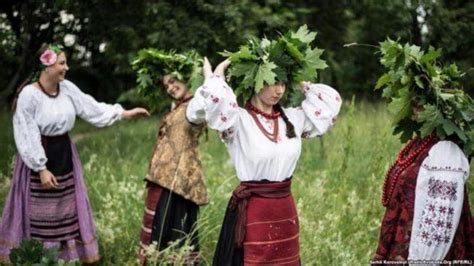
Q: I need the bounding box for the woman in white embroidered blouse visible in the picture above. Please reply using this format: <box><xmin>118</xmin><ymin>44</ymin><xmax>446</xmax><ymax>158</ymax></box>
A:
<box><xmin>0</xmin><ymin>45</ymin><xmax>149</xmax><ymax>264</ymax></box>
<box><xmin>372</xmin><ymin>45</ymin><xmax>473</xmax><ymax>262</ymax></box>
<box><xmin>373</xmin><ymin>125</ymin><xmax>473</xmax><ymax>264</ymax></box>
<box><xmin>186</xmin><ymin>56</ymin><xmax>341</xmax><ymax>265</ymax></box>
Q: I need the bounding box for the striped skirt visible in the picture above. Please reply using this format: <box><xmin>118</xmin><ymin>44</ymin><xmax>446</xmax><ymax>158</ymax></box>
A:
<box><xmin>0</xmin><ymin>134</ymin><xmax>99</xmax><ymax>263</ymax></box>
<box><xmin>29</xmin><ymin>171</ymin><xmax>80</xmax><ymax>241</ymax></box>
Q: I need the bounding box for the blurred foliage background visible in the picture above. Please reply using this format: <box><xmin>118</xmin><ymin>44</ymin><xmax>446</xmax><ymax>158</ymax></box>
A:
<box><xmin>0</xmin><ymin>0</ymin><xmax>473</xmax><ymax>112</ymax></box>
<box><xmin>1</xmin><ymin>1</ymin><xmax>474</xmax><ymax>264</ymax></box>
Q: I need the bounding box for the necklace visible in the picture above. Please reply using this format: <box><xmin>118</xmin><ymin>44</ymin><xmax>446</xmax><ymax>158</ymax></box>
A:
<box><xmin>245</xmin><ymin>101</ymin><xmax>280</xmax><ymax>119</ymax></box>
<box><xmin>245</xmin><ymin>102</ymin><xmax>279</xmax><ymax>143</ymax></box>
<box><xmin>381</xmin><ymin>134</ymin><xmax>437</xmax><ymax>207</ymax></box>
<box><xmin>37</xmin><ymin>80</ymin><xmax>60</xmax><ymax>98</ymax></box>
<box><xmin>163</xmin><ymin>95</ymin><xmax>194</xmax><ymax>124</ymax></box>
<box><xmin>175</xmin><ymin>95</ymin><xmax>193</xmax><ymax>109</ymax></box>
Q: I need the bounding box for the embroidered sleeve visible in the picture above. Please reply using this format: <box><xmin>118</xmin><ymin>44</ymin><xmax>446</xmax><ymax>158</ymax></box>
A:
<box><xmin>13</xmin><ymin>87</ymin><xmax>47</xmax><ymax>172</ymax></box>
<box><xmin>408</xmin><ymin>141</ymin><xmax>470</xmax><ymax>261</ymax></box>
<box><xmin>65</xmin><ymin>80</ymin><xmax>124</xmax><ymax>127</ymax></box>
<box><xmin>186</xmin><ymin>75</ymin><xmax>240</xmax><ymax>133</ymax></box>
<box><xmin>285</xmin><ymin>83</ymin><xmax>342</xmax><ymax>138</ymax></box>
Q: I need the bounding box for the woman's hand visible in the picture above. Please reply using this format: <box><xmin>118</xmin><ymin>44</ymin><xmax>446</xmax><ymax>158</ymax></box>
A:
<box><xmin>214</xmin><ymin>59</ymin><xmax>231</xmax><ymax>77</ymax></box>
<box><xmin>203</xmin><ymin>57</ymin><xmax>213</xmax><ymax>80</ymax></box>
<box><xmin>298</xmin><ymin>81</ymin><xmax>310</xmax><ymax>93</ymax></box>
<box><xmin>39</xmin><ymin>169</ymin><xmax>59</xmax><ymax>189</ymax></box>
<box><xmin>202</xmin><ymin>57</ymin><xmax>231</xmax><ymax>80</ymax></box>
<box><xmin>122</xmin><ymin>107</ymin><xmax>150</xmax><ymax>119</ymax></box>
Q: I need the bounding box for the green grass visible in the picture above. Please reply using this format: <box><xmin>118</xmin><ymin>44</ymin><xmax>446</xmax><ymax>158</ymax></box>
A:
<box><xmin>0</xmin><ymin>101</ymin><xmax>473</xmax><ymax>265</ymax></box>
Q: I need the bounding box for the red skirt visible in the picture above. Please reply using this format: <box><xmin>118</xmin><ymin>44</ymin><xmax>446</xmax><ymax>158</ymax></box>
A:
<box><xmin>213</xmin><ymin>179</ymin><xmax>300</xmax><ymax>266</ymax></box>
<box><xmin>244</xmin><ymin>194</ymin><xmax>300</xmax><ymax>265</ymax></box>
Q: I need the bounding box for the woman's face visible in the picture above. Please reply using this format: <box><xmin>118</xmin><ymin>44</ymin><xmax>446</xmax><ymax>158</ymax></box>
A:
<box><xmin>162</xmin><ymin>74</ymin><xmax>189</xmax><ymax>100</ymax></box>
<box><xmin>256</xmin><ymin>81</ymin><xmax>286</xmax><ymax>106</ymax></box>
<box><xmin>46</xmin><ymin>52</ymin><xmax>69</xmax><ymax>82</ymax></box>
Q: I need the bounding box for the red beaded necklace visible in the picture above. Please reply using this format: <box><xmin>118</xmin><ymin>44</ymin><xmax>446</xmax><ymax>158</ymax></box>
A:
<box><xmin>245</xmin><ymin>101</ymin><xmax>280</xmax><ymax>119</ymax></box>
<box><xmin>381</xmin><ymin>134</ymin><xmax>437</xmax><ymax>207</ymax></box>
<box><xmin>37</xmin><ymin>80</ymin><xmax>60</xmax><ymax>98</ymax></box>
<box><xmin>245</xmin><ymin>101</ymin><xmax>280</xmax><ymax>143</ymax></box>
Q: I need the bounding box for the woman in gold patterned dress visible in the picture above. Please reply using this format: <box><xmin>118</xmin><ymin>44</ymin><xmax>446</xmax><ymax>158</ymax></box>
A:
<box><xmin>136</xmin><ymin>53</ymin><xmax>207</xmax><ymax>264</ymax></box>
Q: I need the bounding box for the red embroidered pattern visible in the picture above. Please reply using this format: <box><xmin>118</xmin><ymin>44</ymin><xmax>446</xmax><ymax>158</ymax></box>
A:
<box><xmin>427</xmin><ymin>178</ymin><xmax>458</xmax><ymax>201</ymax></box>
<box><xmin>317</xmin><ymin>93</ymin><xmax>323</xmax><ymax>100</ymax></box>
<box><xmin>211</xmin><ymin>94</ymin><xmax>220</xmax><ymax>103</ymax></box>
<box><xmin>373</xmin><ymin>139</ymin><xmax>474</xmax><ymax>261</ymax></box>
<box><xmin>422</xmin><ymin>164</ymin><xmax>469</xmax><ymax>177</ymax></box>
<box><xmin>220</xmin><ymin>127</ymin><xmax>235</xmax><ymax>141</ymax></box>
<box><xmin>418</xmin><ymin>201</ymin><xmax>455</xmax><ymax>247</ymax></box>
<box><xmin>220</xmin><ymin>112</ymin><xmax>228</xmax><ymax>122</ymax></box>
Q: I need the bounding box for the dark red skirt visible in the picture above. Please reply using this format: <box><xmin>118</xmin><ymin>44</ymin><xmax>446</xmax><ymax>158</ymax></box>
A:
<box><xmin>374</xmin><ymin>142</ymin><xmax>474</xmax><ymax>261</ymax></box>
<box><xmin>244</xmin><ymin>194</ymin><xmax>300</xmax><ymax>265</ymax></box>
<box><xmin>213</xmin><ymin>179</ymin><xmax>300</xmax><ymax>266</ymax></box>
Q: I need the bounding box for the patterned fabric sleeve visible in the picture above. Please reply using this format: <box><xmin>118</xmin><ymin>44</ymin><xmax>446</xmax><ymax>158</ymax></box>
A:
<box><xmin>408</xmin><ymin>141</ymin><xmax>470</xmax><ymax>261</ymax></box>
<box><xmin>285</xmin><ymin>83</ymin><xmax>342</xmax><ymax>139</ymax></box>
<box><xmin>186</xmin><ymin>75</ymin><xmax>240</xmax><ymax>133</ymax></box>
<box><xmin>64</xmin><ymin>80</ymin><xmax>124</xmax><ymax>127</ymax></box>
<box><xmin>13</xmin><ymin>87</ymin><xmax>47</xmax><ymax>172</ymax></box>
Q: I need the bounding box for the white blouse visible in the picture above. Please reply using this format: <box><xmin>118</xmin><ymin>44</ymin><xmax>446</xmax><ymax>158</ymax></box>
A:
<box><xmin>408</xmin><ymin>141</ymin><xmax>470</xmax><ymax>263</ymax></box>
<box><xmin>186</xmin><ymin>75</ymin><xmax>342</xmax><ymax>182</ymax></box>
<box><xmin>13</xmin><ymin>79</ymin><xmax>124</xmax><ymax>172</ymax></box>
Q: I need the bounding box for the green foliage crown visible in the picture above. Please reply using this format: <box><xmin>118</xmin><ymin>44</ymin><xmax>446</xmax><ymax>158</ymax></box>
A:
<box><xmin>376</xmin><ymin>38</ymin><xmax>474</xmax><ymax>156</ymax></box>
<box><xmin>130</xmin><ymin>49</ymin><xmax>203</xmax><ymax>109</ymax></box>
<box><xmin>221</xmin><ymin>25</ymin><xmax>328</xmax><ymax>100</ymax></box>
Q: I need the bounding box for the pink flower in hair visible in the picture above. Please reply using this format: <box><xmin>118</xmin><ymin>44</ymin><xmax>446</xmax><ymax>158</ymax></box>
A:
<box><xmin>39</xmin><ymin>49</ymin><xmax>58</xmax><ymax>66</ymax></box>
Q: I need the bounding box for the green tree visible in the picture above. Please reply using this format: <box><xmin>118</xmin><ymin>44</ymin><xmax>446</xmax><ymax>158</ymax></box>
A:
<box><xmin>0</xmin><ymin>0</ymin><xmax>78</xmax><ymax>104</ymax></box>
<box><xmin>424</xmin><ymin>0</ymin><xmax>474</xmax><ymax>95</ymax></box>
<box><xmin>342</xmin><ymin>0</ymin><xmax>419</xmax><ymax>97</ymax></box>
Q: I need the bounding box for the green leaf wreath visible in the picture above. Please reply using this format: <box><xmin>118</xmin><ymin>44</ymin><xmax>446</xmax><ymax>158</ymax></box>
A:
<box><xmin>376</xmin><ymin>38</ymin><xmax>474</xmax><ymax>156</ymax></box>
<box><xmin>221</xmin><ymin>25</ymin><xmax>328</xmax><ymax>101</ymax></box>
<box><xmin>128</xmin><ymin>49</ymin><xmax>203</xmax><ymax>111</ymax></box>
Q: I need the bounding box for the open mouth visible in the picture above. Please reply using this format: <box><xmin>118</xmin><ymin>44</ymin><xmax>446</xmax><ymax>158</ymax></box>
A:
<box><xmin>169</xmin><ymin>87</ymin><xmax>182</xmax><ymax>98</ymax></box>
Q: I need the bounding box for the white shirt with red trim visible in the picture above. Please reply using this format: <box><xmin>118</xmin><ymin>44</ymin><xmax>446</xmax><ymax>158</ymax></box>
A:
<box><xmin>186</xmin><ymin>75</ymin><xmax>342</xmax><ymax>182</ymax></box>
<box><xmin>408</xmin><ymin>140</ymin><xmax>470</xmax><ymax>262</ymax></box>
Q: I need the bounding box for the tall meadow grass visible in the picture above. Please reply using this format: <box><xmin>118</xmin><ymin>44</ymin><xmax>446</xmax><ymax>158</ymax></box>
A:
<box><xmin>0</xmin><ymin>101</ymin><xmax>472</xmax><ymax>265</ymax></box>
